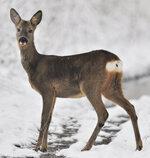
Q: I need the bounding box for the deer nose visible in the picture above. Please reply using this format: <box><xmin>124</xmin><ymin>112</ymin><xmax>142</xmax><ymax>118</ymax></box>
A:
<box><xmin>19</xmin><ymin>37</ymin><xmax>28</xmax><ymax>45</ymax></box>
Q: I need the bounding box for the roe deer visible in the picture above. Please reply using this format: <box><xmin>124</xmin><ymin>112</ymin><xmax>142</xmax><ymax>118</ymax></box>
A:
<box><xmin>10</xmin><ymin>8</ymin><xmax>143</xmax><ymax>152</ymax></box>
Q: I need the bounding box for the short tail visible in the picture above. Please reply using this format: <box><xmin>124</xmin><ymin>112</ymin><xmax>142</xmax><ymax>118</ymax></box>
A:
<box><xmin>102</xmin><ymin>60</ymin><xmax>123</xmax><ymax>93</ymax></box>
<box><xmin>106</xmin><ymin>60</ymin><xmax>123</xmax><ymax>73</ymax></box>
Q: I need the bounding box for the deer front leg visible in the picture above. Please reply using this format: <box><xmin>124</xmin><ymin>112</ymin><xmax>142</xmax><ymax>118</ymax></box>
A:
<box><xmin>35</xmin><ymin>90</ymin><xmax>56</xmax><ymax>152</ymax></box>
<box><xmin>41</xmin><ymin>97</ymin><xmax>56</xmax><ymax>152</ymax></box>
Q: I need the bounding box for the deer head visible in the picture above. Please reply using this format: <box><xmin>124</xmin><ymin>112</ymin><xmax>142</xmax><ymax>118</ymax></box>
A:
<box><xmin>10</xmin><ymin>8</ymin><xmax>42</xmax><ymax>47</ymax></box>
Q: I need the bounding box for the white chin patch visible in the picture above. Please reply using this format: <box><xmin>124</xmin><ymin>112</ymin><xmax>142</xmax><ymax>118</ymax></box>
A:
<box><xmin>19</xmin><ymin>42</ymin><xmax>27</xmax><ymax>46</ymax></box>
<box><xmin>106</xmin><ymin>60</ymin><xmax>122</xmax><ymax>72</ymax></box>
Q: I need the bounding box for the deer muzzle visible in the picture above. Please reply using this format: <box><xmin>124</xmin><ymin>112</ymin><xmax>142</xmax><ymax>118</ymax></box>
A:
<box><xmin>19</xmin><ymin>37</ymin><xmax>28</xmax><ymax>46</ymax></box>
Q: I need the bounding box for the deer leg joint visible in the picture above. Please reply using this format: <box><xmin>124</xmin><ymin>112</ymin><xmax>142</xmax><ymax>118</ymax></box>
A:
<box><xmin>98</xmin><ymin>122</ymin><xmax>104</xmax><ymax>128</ymax></box>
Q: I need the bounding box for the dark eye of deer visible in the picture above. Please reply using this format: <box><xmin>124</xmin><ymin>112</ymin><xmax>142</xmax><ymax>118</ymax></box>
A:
<box><xmin>28</xmin><ymin>29</ymin><xmax>33</xmax><ymax>33</ymax></box>
<box><xmin>17</xmin><ymin>28</ymin><xmax>20</xmax><ymax>32</ymax></box>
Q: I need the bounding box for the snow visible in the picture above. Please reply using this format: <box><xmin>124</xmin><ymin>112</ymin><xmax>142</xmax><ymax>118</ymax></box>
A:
<box><xmin>1</xmin><ymin>73</ymin><xmax>150</xmax><ymax>157</ymax></box>
<box><xmin>58</xmin><ymin>96</ymin><xmax>150</xmax><ymax>158</ymax></box>
<box><xmin>0</xmin><ymin>0</ymin><xmax>150</xmax><ymax>157</ymax></box>
<box><xmin>0</xmin><ymin>76</ymin><xmax>40</xmax><ymax>157</ymax></box>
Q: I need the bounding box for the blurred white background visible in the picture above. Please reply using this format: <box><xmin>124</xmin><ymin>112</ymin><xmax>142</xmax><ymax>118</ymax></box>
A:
<box><xmin>1</xmin><ymin>0</ymin><xmax>150</xmax><ymax>78</ymax></box>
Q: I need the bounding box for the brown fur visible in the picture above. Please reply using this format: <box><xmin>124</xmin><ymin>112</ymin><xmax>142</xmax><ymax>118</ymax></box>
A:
<box><xmin>10</xmin><ymin>8</ymin><xmax>143</xmax><ymax>152</ymax></box>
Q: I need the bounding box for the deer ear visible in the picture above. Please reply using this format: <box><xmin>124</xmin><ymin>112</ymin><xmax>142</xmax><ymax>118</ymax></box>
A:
<box><xmin>10</xmin><ymin>8</ymin><xmax>21</xmax><ymax>25</ymax></box>
<box><xmin>30</xmin><ymin>10</ymin><xmax>42</xmax><ymax>26</ymax></box>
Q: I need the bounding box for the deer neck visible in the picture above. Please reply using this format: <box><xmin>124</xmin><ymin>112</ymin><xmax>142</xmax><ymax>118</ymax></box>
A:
<box><xmin>19</xmin><ymin>42</ymin><xmax>40</xmax><ymax>76</ymax></box>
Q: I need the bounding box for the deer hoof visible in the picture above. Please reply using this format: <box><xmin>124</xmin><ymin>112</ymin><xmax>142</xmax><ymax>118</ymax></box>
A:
<box><xmin>81</xmin><ymin>145</ymin><xmax>92</xmax><ymax>151</ymax></box>
<box><xmin>136</xmin><ymin>140</ymin><xmax>143</xmax><ymax>151</ymax></box>
<box><xmin>34</xmin><ymin>146</ymin><xmax>47</xmax><ymax>152</ymax></box>
<box><xmin>40</xmin><ymin>147</ymin><xmax>47</xmax><ymax>152</ymax></box>
<box><xmin>136</xmin><ymin>145</ymin><xmax>143</xmax><ymax>151</ymax></box>
<box><xmin>34</xmin><ymin>146</ymin><xmax>40</xmax><ymax>152</ymax></box>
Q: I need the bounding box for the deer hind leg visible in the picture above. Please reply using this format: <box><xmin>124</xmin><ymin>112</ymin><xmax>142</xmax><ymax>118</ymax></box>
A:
<box><xmin>102</xmin><ymin>73</ymin><xmax>143</xmax><ymax>151</ymax></box>
<box><xmin>81</xmin><ymin>86</ymin><xmax>108</xmax><ymax>151</ymax></box>
<box><xmin>35</xmin><ymin>89</ymin><xmax>56</xmax><ymax>152</ymax></box>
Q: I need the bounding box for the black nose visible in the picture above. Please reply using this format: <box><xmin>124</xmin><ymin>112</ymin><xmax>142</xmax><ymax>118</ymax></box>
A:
<box><xmin>19</xmin><ymin>37</ymin><xmax>28</xmax><ymax>45</ymax></box>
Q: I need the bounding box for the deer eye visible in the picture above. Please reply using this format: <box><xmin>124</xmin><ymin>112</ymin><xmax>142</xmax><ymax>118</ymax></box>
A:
<box><xmin>17</xmin><ymin>28</ymin><xmax>20</xmax><ymax>32</ymax></box>
<box><xmin>28</xmin><ymin>29</ymin><xmax>33</xmax><ymax>33</ymax></box>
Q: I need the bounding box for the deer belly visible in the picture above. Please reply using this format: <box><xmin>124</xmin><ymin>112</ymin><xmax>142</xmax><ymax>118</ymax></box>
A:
<box><xmin>54</xmin><ymin>81</ymin><xmax>85</xmax><ymax>98</ymax></box>
<box><xmin>57</xmin><ymin>91</ymin><xmax>85</xmax><ymax>98</ymax></box>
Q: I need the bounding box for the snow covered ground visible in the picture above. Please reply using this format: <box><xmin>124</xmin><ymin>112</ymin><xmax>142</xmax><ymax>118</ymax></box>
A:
<box><xmin>0</xmin><ymin>0</ymin><xmax>150</xmax><ymax>158</ymax></box>
<box><xmin>0</xmin><ymin>73</ymin><xmax>150</xmax><ymax>158</ymax></box>
<box><xmin>58</xmin><ymin>96</ymin><xmax>150</xmax><ymax>158</ymax></box>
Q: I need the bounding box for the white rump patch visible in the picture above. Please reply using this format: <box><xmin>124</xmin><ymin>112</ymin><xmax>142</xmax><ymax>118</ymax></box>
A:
<box><xmin>106</xmin><ymin>60</ymin><xmax>122</xmax><ymax>72</ymax></box>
